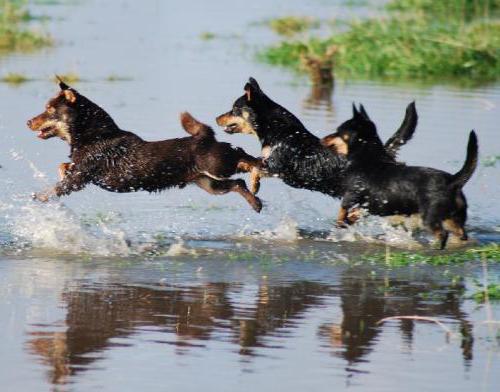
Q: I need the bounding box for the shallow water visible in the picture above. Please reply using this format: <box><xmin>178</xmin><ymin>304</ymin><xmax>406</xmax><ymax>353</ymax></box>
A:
<box><xmin>0</xmin><ymin>0</ymin><xmax>499</xmax><ymax>391</ymax></box>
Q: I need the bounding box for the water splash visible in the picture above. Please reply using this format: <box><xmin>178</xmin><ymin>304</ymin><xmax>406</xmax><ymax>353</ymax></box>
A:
<box><xmin>12</xmin><ymin>202</ymin><xmax>132</xmax><ymax>256</ymax></box>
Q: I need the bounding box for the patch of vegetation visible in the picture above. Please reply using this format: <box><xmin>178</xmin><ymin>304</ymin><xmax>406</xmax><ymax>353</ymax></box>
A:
<box><xmin>0</xmin><ymin>0</ymin><xmax>52</xmax><ymax>53</ymax></box>
<box><xmin>259</xmin><ymin>0</ymin><xmax>500</xmax><ymax>83</ymax></box>
<box><xmin>387</xmin><ymin>0</ymin><xmax>500</xmax><ymax>20</ymax></box>
<box><xmin>483</xmin><ymin>154</ymin><xmax>500</xmax><ymax>167</ymax></box>
<box><xmin>106</xmin><ymin>74</ymin><xmax>133</xmax><ymax>82</ymax></box>
<box><xmin>199</xmin><ymin>31</ymin><xmax>216</xmax><ymax>40</ymax></box>
<box><xmin>51</xmin><ymin>72</ymin><xmax>80</xmax><ymax>83</ymax></box>
<box><xmin>268</xmin><ymin>16</ymin><xmax>319</xmax><ymax>37</ymax></box>
<box><xmin>1</xmin><ymin>72</ymin><xmax>30</xmax><ymax>84</ymax></box>
<box><xmin>368</xmin><ymin>243</ymin><xmax>500</xmax><ymax>267</ymax></box>
<box><xmin>471</xmin><ymin>282</ymin><xmax>500</xmax><ymax>303</ymax></box>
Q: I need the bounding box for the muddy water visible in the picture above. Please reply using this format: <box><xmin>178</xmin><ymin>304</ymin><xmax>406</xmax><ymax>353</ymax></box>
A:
<box><xmin>0</xmin><ymin>0</ymin><xmax>499</xmax><ymax>391</ymax></box>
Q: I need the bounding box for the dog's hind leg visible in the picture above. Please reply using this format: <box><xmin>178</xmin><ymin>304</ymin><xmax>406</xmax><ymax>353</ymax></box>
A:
<box><xmin>444</xmin><ymin>219</ymin><xmax>468</xmax><ymax>241</ymax></box>
<box><xmin>424</xmin><ymin>216</ymin><xmax>449</xmax><ymax>249</ymax></box>
<box><xmin>195</xmin><ymin>176</ymin><xmax>263</xmax><ymax>213</ymax></box>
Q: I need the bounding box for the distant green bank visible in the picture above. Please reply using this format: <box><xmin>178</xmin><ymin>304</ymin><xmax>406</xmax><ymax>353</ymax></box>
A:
<box><xmin>259</xmin><ymin>0</ymin><xmax>500</xmax><ymax>83</ymax></box>
<box><xmin>0</xmin><ymin>0</ymin><xmax>52</xmax><ymax>54</ymax></box>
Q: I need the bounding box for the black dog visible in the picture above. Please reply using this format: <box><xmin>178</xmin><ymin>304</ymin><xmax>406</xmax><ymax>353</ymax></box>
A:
<box><xmin>27</xmin><ymin>81</ymin><xmax>264</xmax><ymax>212</ymax></box>
<box><xmin>216</xmin><ymin>78</ymin><xmax>417</xmax><ymax>198</ymax></box>
<box><xmin>321</xmin><ymin>107</ymin><xmax>478</xmax><ymax>249</ymax></box>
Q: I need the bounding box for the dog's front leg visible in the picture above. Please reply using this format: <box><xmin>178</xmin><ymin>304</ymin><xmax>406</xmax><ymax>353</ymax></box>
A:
<box><xmin>236</xmin><ymin>157</ymin><xmax>269</xmax><ymax>195</ymax></box>
<box><xmin>33</xmin><ymin>168</ymin><xmax>88</xmax><ymax>202</ymax></box>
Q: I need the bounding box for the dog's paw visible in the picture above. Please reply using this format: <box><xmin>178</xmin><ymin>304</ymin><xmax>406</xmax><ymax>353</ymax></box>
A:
<box><xmin>250</xmin><ymin>181</ymin><xmax>260</xmax><ymax>195</ymax></box>
<box><xmin>336</xmin><ymin>221</ymin><xmax>349</xmax><ymax>229</ymax></box>
<box><xmin>252</xmin><ymin>197</ymin><xmax>263</xmax><ymax>213</ymax></box>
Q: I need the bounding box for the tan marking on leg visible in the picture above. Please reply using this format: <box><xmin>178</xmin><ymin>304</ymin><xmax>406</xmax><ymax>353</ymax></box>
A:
<box><xmin>346</xmin><ymin>208</ymin><xmax>361</xmax><ymax>225</ymax></box>
<box><xmin>249</xmin><ymin>167</ymin><xmax>262</xmax><ymax>195</ymax></box>
<box><xmin>443</xmin><ymin>219</ymin><xmax>467</xmax><ymax>241</ymax></box>
<box><xmin>336</xmin><ymin>207</ymin><xmax>348</xmax><ymax>228</ymax></box>
<box><xmin>58</xmin><ymin>162</ymin><xmax>73</xmax><ymax>181</ymax></box>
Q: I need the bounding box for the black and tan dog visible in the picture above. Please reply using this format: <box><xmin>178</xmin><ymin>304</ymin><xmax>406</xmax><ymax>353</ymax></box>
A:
<box><xmin>27</xmin><ymin>81</ymin><xmax>264</xmax><ymax>212</ymax></box>
<box><xmin>216</xmin><ymin>78</ymin><xmax>418</xmax><ymax>198</ymax></box>
<box><xmin>321</xmin><ymin>106</ymin><xmax>478</xmax><ymax>249</ymax></box>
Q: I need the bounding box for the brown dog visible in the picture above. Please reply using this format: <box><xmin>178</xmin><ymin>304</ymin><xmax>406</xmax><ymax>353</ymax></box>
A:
<box><xmin>27</xmin><ymin>81</ymin><xmax>264</xmax><ymax>212</ymax></box>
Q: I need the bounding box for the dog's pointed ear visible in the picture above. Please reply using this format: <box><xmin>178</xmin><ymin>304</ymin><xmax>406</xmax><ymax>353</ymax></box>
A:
<box><xmin>359</xmin><ymin>104</ymin><xmax>370</xmax><ymax>120</ymax></box>
<box><xmin>352</xmin><ymin>103</ymin><xmax>359</xmax><ymax>117</ymax></box>
<box><xmin>63</xmin><ymin>89</ymin><xmax>77</xmax><ymax>103</ymax></box>
<box><xmin>244</xmin><ymin>77</ymin><xmax>262</xmax><ymax>101</ymax></box>
<box><xmin>56</xmin><ymin>75</ymin><xmax>70</xmax><ymax>91</ymax></box>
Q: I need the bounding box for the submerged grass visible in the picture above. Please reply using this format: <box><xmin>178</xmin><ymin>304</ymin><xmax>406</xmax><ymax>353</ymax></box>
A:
<box><xmin>471</xmin><ymin>282</ymin><xmax>500</xmax><ymax>302</ymax></box>
<box><xmin>368</xmin><ymin>243</ymin><xmax>500</xmax><ymax>267</ymax></box>
<box><xmin>268</xmin><ymin>16</ymin><xmax>319</xmax><ymax>37</ymax></box>
<box><xmin>0</xmin><ymin>0</ymin><xmax>52</xmax><ymax>53</ymax></box>
<box><xmin>259</xmin><ymin>0</ymin><xmax>500</xmax><ymax>83</ymax></box>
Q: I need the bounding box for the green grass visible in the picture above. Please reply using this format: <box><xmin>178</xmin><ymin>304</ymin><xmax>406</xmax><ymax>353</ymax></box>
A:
<box><xmin>368</xmin><ymin>243</ymin><xmax>500</xmax><ymax>267</ymax></box>
<box><xmin>1</xmin><ymin>72</ymin><xmax>30</xmax><ymax>84</ymax></box>
<box><xmin>0</xmin><ymin>0</ymin><xmax>52</xmax><ymax>53</ymax></box>
<box><xmin>387</xmin><ymin>0</ymin><xmax>500</xmax><ymax>20</ymax></box>
<box><xmin>259</xmin><ymin>0</ymin><xmax>500</xmax><ymax>83</ymax></box>
<box><xmin>106</xmin><ymin>74</ymin><xmax>133</xmax><ymax>82</ymax></box>
<box><xmin>51</xmin><ymin>72</ymin><xmax>80</xmax><ymax>83</ymax></box>
<box><xmin>483</xmin><ymin>154</ymin><xmax>500</xmax><ymax>167</ymax></box>
<box><xmin>268</xmin><ymin>16</ymin><xmax>319</xmax><ymax>37</ymax></box>
<box><xmin>199</xmin><ymin>31</ymin><xmax>216</xmax><ymax>40</ymax></box>
<box><xmin>471</xmin><ymin>282</ymin><xmax>500</xmax><ymax>302</ymax></box>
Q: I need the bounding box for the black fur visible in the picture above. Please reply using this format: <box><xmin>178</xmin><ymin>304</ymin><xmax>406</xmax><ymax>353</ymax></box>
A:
<box><xmin>322</xmin><ymin>109</ymin><xmax>478</xmax><ymax>249</ymax></box>
<box><xmin>216</xmin><ymin>77</ymin><xmax>418</xmax><ymax>198</ymax></box>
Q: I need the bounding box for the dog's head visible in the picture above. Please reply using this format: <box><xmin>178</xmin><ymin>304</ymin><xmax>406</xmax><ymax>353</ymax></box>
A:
<box><xmin>216</xmin><ymin>77</ymin><xmax>268</xmax><ymax>137</ymax></box>
<box><xmin>321</xmin><ymin>103</ymin><xmax>381</xmax><ymax>156</ymax></box>
<box><xmin>26</xmin><ymin>79</ymin><xmax>79</xmax><ymax>143</ymax></box>
<box><xmin>27</xmin><ymin>78</ymin><xmax>118</xmax><ymax>145</ymax></box>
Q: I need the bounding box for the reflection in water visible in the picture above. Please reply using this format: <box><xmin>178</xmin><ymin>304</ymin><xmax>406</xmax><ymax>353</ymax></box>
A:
<box><xmin>28</xmin><ymin>272</ymin><xmax>474</xmax><ymax>386</ymax></box>
<box><xmin>28</xmin><ymin>280</ymin><xmax>329</xmax><ymax>384</ymax></box>
<box><xmin>302</xmin><ymin>82</ymin><xmax>335</xmax><ymax>118</ymax></box>
<box><xmin>318</xmin><ymin>272</ymin><xmax>473</xmax><ymax>365</ymax></box>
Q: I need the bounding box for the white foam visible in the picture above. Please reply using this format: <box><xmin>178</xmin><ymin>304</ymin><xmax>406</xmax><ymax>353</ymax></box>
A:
<box><xmin>251</xmin><ymin>216</ymin><xmax>300</xmax><ymax>241</ymax></box>
<box><xmin>12</xmin><ymin>202</ymin><xmax>131</xmax><ymax>256</ymax></box>
<box><xmin>328</xmin><ymin>214</ymin><xmax>422</xmax><ymax>248</ymax></box>
<box><xmin>165</xmin><ymin>240</ymin><xmax>198</xmax><ymax>257</ymax></box>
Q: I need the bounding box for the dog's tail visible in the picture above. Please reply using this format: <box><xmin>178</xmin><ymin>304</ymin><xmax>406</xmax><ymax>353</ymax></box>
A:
<box><xmin>180</xmin><ymin>112</ymin><xmax>214</xmax><ymax>138</ymax></box>
<box><xmin>449</xmin><ymin>130</ymin><xmax>478</xmax><ymax>189</ymax></box>
<box><xmin>384</xmin><ymin>101</ymin><xmax>418</xmax><ymax>159</ymax></box>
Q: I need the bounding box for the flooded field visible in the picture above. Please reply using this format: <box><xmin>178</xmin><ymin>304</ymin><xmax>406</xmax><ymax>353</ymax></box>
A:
<box><xmin>0</xmin><ymin>0</ymin><xmax>499</xmax><ymax>391</ymax></box>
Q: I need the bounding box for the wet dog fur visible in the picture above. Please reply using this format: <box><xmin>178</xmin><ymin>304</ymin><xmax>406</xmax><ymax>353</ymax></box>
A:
<box><xmin>27</xmin><ymin>81</ymin><xmax>264</xmax><ymax>212</ymax></box>
<box><xmin>321</xmin><ymin>106</ymin><xmax>478</xmax><ymax>249</ymax></box>
<box><xmin>216</xmin><ymin>78</ymin><xmax>418</xmax><ymax>198</ymax></box>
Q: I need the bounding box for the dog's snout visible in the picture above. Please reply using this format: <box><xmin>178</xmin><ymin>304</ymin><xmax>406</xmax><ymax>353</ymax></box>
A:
<box><xmin>27</xmin><ymin>119</ymin><xmax>32</xmax><ymax>128</ymax></box>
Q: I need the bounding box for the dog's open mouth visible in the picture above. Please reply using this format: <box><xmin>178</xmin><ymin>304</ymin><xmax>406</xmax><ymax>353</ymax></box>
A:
<box><xmin>35</xmin><ymin>124</ymin><xmax>57</xmax><ymax>139</ymax></box>
<box><xmin>224</xmin><ymin>123</ymin><xmax>239</xmax><ymax>134</ymax></box>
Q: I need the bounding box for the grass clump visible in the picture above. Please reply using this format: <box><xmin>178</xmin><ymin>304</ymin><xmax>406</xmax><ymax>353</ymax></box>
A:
<box><xmin>51</xmin><ymin>72</ymin><xmax>80</xmax><ymax>83</ymax></box>
<box><xmin>1</xmin><ymin>72</ymin><xmax>30</xmax><ymax>84</ymax></box>
<box><xmin>0</xmin><ymin>0</ymin><xmax>52</xmax><ymax>53</ymax></box>
<box><xmin>471</xmin><ymin>282</ymin><xmax>500</xmax><ymax>302</ymax></box>
<box><xmin>106</xmin><ymin>74</ymin><xmax>132</xmax><ymax>82</ymax></box>
<box><xmin>368</xmin><ymin>243</ymin><xmax>500</xmax><ymax>267</ymax></box>
<box><xmin>199</xmin><ymin>31</ymin><xmax>216</xmax><ymax>40</ymax></box>
<box><xmin>268</xmin><ymin>16</ymin><xmax>319</xmax><ymax>37</ymax></box>
<box><xmin>259</xmin><ymin>0</ymin><xmax>500</xmax><ymax>83</ymax></box>
<box><xmin>483</xmin><ymin>154</ymin><xmax>500</xmax><ymax>167</ymax></box>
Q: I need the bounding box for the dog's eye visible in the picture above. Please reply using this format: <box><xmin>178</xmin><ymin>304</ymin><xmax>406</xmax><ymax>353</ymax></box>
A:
<box><xmin>46</xmin><ymin>106</ymin><xmax>55</xmax><ymax>114</ymax></box>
